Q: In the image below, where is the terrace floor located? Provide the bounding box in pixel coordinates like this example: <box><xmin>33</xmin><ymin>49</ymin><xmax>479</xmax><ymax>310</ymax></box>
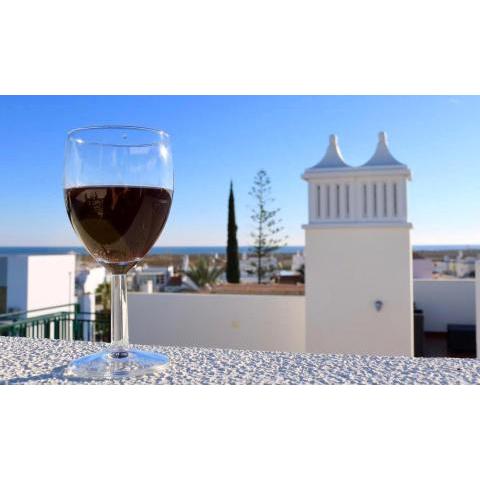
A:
<box><xmin>423</xmin><ymin>332</ymin><xmax>476</xmax><ymax>358</ymax></box>
<box><xmin>1</xmin><ymin>336</ymin><xmax>480</xmax><ymax>384</ymax></box>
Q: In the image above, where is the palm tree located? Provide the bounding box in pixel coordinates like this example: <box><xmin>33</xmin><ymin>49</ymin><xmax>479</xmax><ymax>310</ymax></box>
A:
<box><xmin>184</xmin><ymin>257</ymin><xmax>223</xmax><ymax>289</ymax></box>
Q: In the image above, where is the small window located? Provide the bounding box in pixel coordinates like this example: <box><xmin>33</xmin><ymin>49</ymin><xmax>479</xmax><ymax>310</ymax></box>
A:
<box><xmin>373</xmin><ymin>183</ymin><xmax>378</xmax><ymax>217</ymax></box>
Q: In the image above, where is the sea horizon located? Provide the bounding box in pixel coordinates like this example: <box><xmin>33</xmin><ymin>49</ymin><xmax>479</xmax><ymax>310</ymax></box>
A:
<box><xmin>0</xmin><ymin>244</ymin><xmax>480</xmax><ymax>256</ymax></box>
<box><xmin>0</xmin><ymin>245</ymin><xmax>305</xmax><ymax>256</ymax></box>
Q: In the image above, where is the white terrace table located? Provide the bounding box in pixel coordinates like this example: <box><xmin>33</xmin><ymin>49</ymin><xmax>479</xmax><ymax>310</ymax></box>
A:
<box><xmin>1</xmin><ymin>336</ymin><xmax>479</xmax><ymax>385</ymax></box>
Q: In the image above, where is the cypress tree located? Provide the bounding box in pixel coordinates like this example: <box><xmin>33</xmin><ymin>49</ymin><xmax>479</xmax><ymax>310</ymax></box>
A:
<box><xmin>226</xmin><ymin>181</ymin><xmax>240</xmax><ymax>283</ymax></box>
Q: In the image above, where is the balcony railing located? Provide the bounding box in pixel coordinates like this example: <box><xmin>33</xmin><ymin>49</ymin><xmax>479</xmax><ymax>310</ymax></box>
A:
<box><xmin>0</xmin><ymin>305</ymin><xmax>110</xmax><ymax>342</ymax></box>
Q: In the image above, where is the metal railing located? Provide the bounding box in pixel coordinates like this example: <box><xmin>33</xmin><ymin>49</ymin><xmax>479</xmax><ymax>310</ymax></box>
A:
<box><xmin>0</xmin><ymin>305</ymin><xmax>110</xmax><ymax>342</ymax></box>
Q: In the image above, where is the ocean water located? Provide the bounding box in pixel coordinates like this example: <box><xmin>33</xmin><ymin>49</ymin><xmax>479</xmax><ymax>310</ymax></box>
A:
<box><xmin>0</xmin><ymin>246</ymin><xmax>305</xmax><ymax>256</ymax></box>
<box><xmin>0</xmin><ymin>244</ymin><xmax>478</xmax><ymax>257</ymax></box>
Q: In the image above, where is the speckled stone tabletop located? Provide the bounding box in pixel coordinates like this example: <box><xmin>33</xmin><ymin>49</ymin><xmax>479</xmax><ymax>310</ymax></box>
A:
<box><xmin>1</xmin><ymin>336</ymin><xmax>480</xmax><ymax>384</ymax></box>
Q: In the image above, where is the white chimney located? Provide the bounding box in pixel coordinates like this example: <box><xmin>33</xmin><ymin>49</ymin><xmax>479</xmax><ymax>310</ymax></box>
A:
<box><xmin>302</xmin><ymin>133</ymin><xmax>413</xmax><ymax>356</ymax></box>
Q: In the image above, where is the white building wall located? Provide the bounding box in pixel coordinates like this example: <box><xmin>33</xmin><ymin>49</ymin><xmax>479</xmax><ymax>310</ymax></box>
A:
<box><xmin>413</xmin><ymin>259</ymin><xmax>433</xmax><ymax>279</ymax></box>
<box><xmin>456</xmin><ymin>261</ymin><xmax>475</xmax><ymax>278</ymax></box>
<box><xmin>128</xmin><ymin>292</ymin><xmax>305</xmax><ymax>352</ymax></box>
<box><xmin>6</xmin><ymin>255</ymin><xmax>28</xmax><ymax>312</ymax></box>
<box><xmin>476</xmin><ymin>262</ymin><xmax>480</xmax><ymax>358</ymax></box>
<box><xmin>433</xmin><ymin>261</ymin><xmax>447</xmax><ymax>274</ymax></box>
<box><xmin>83</xmin><ymin>266</ymin><xmax>106</xmax><ymax>294</ymax></box>
<box><xmin>414</xmin><ymin>279</ymin><xmax>475</xmax><ymax>332</ymax></box>
<box><xmin>26</xmin><ymin>255</ymin><xmax>76</xmax><ymax>315</ymax></box>
<box><xmin>291</xmin><ymin>252</ymin><xmax>305</xmax><ymax>272</ymax></box>
<box><xmin>305</xmin><ymin>226</ymin><xmax>413</xmax><ymax>356</ymax></box>
<box><xmin>124</xmin><ymin>280</ymin><xmax>476</xmax><ymax>352</ymax></box>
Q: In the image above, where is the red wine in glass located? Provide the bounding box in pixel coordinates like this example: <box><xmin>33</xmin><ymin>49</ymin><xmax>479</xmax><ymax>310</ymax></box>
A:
<box><xmin>65</xmin><ymin>186</ymin><xmax>172</xmax><ymax>274</ymax></box>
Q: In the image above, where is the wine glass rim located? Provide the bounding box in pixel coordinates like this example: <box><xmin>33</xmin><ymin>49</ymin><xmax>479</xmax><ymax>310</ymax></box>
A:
<box><xmin>67</xmin><ymin>125</ymin><xmax>170</xmax><ymax>147</ymax></box>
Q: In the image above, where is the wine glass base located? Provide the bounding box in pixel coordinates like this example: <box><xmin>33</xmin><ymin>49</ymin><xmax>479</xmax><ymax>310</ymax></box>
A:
<box><xmin>64</xmin><ymin>348</ymin><xmax>169</xmax><ymax>379</ymax></box>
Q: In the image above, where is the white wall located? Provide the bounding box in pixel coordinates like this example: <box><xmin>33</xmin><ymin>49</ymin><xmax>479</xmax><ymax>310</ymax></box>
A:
<box><xmin>6</xmin><ymin>255</ymin><xmax>28</xmax><ymax>312</ymax></box>
<box><xmin>128</xmin><ymin>292</ymin><xmax>305</xmax><ymax>352</ymax></box>
<box><xmin>413</xmin><ymin>259</ymin><xmax>433</xmax><ymax>279</ymax></box>
<box><xmin>414</xmin><ymin>279</ymin><xmax>475</xmax><ymax>332</ymax></box>
<box><xmin>5</xmin><ymin>255</ymin><xmax>76</xmax><ymax>314</ymax></box>
<box><xmin>26</xmin><ymin>255</ymin><xmax>76</xmax><ymax>315</ymax></box>
<box><xmin>305</xmin><ymin>225</ymin><xmax>413</xmax><ymax>356</ymax></box>
<box><xmin>128</xmin><ymin>279</ymin><xmax>476</xmax><ymax>353</ymax></box>
<box><xmin>476</xmin><ymin>262</ymin><xmax>480</xmax><ymax>358</ymax></box>
<box><xmin>83</xmin><ymin>266</ymin><xmax>106</xmax><ymax>294</ymax></box>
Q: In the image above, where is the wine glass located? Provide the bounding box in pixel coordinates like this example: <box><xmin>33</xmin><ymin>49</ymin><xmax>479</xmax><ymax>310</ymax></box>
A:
<box><xmin>63</xmin><ymin>126</ymin><xmax>173</xmax><ymax>378</ymax></box>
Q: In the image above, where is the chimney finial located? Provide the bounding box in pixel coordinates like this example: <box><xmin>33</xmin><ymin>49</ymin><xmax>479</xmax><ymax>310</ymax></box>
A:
<box><xmin>362</xmin><ymin>131</ymin><xmax>404</xmax><ymax>168</ymax></box>
<box><xmin>307</xmin><ymin>133</ymin><xmax>350</xmax><ymax>169</ymax></box>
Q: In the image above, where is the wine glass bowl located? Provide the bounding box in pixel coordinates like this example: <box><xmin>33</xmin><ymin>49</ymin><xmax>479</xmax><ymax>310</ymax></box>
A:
<box><xmin>63</xmin><ymin>126</ymin><xmax>173</xmax><ymax>379</ymax></box>
<box><xmin>64</xmin><ymin>185</ymin><xmax>172</xmax><ymax>274</ymax></box>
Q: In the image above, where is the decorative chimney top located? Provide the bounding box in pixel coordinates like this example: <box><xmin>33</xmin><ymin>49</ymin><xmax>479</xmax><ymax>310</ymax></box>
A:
<box><xmin>303</xmin><ymin>132</ymin><xmax>411</xmax><ymax>226</ymax></box>
<box><xmin>308</xmin><ymin>134</ymin><xmax>351</xmax><ymax>170</ymax></box>
<box><xmin>362</xmin><ymin>131</ymin><xmax>405</xmax><ymax>168</ymax></box>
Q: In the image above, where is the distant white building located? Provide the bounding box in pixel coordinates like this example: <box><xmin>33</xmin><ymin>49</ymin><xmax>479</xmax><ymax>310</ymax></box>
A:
<box><xmin>433</xmin><ymin>257</ymin><xmax>448</xmax><ymax>274</ymax></box>
<box><xmin>291</xmin><ymin>251</ymin><xmax>305</xmax><ymax>272</ymax></box>
<box><xmin>182</xmin><ymin>255</ymin><xmax>190</xmax><ymax>272</ymax></box>
<box><xmin>77</xmin><ymin>266</ymin><xmax>107</xmax><ymax>295</ymax></box>
<box><xmin>239</xmin><ymin>252</ymin><xmax>278</xmax><ymax>283</ymax></box>
<box><xmin>455</xmin><ymin>251</ymin><xmax>476</xmax><ymax>278</ymax></box>
<box><xmin>76</xmin><ymin>266</ymin><xmax>108</xmax><ymax>315</ymax></box>
<box><xmin>448</xmin><ymin>257</ymin><xmax>457</xmax><ymax>274</ymax></box>
<box><xmin>0</xmin><ymin>254</ymin><xmax>76</xmax><ymax>316</ymax></box>
<box><xmin>413</xmin><ymin>259</ymin><xmax>433</xmax><ymax>279</ymax></box>
<box><xmin>432</xmin><ymin>252</ymin><xmax>476</xmax><ymax>278</ymax></box>
<box><xmin>128</xmin><ymin>264</ymin><xmax>174</xmax><ymax>292</ymax></box>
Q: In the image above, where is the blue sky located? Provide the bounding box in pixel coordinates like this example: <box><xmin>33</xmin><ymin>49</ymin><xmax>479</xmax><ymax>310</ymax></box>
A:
<box><xmin>0</xmin><ymin>95</ymin><xmax>479</xmax><ymax>247</ymax></box>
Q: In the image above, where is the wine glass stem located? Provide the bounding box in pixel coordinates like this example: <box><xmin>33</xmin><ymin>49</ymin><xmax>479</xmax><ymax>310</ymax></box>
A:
<box><xmin>110</xmin><ymin>274</ymin><xmax>129</xmax><ymax>351</ymax></box>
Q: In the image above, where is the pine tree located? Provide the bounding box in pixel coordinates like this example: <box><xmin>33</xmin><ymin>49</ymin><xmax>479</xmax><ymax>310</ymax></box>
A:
<box><xmin>226</xmin><ymin>181</ymin><xmax>240</xmax><ymax>283</ymax></box>
<box><xmin>249</xmin><ymin>170</ymin><xmax>287</xmax><ymax>284</ymax></box>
